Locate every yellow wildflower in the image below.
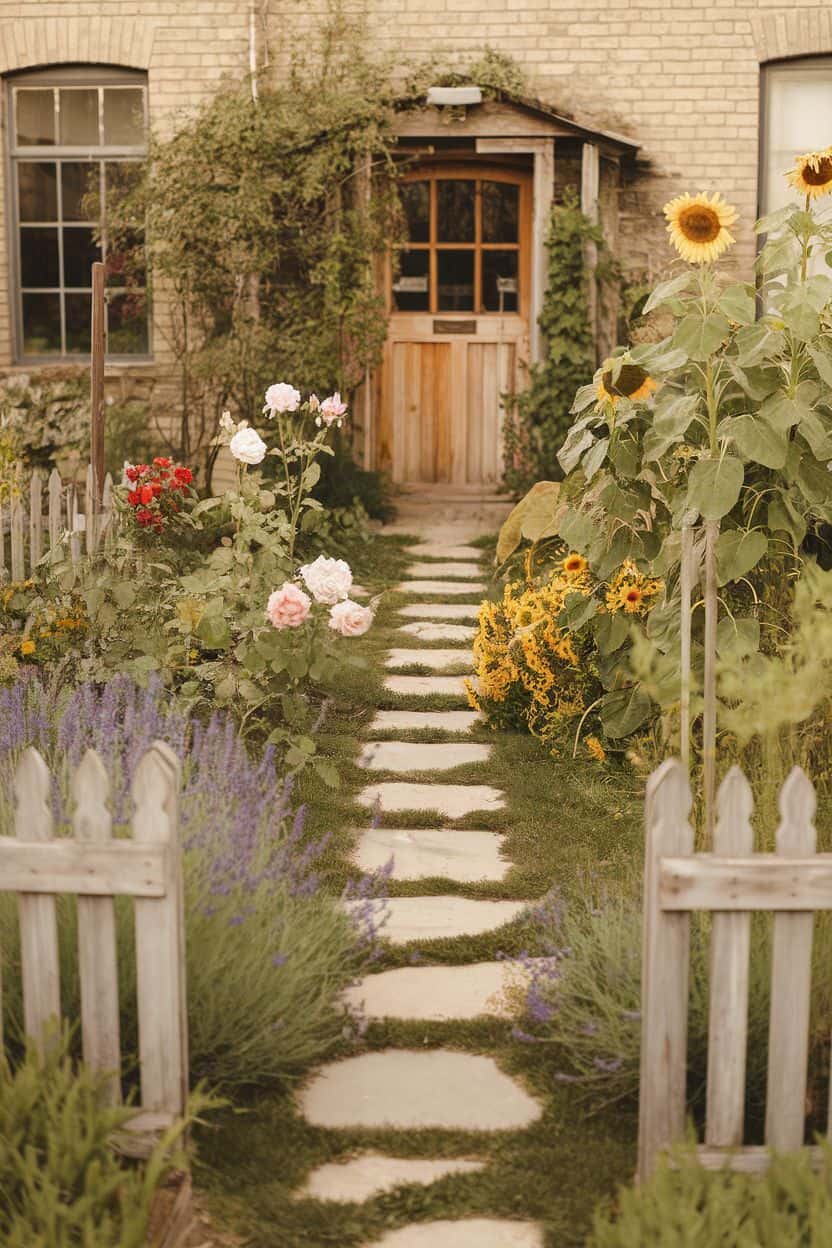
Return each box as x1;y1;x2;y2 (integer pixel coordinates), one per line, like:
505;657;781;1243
586;735;606;762
19;639;36;656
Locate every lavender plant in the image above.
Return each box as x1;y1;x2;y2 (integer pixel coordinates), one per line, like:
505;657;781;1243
0;674;380;1086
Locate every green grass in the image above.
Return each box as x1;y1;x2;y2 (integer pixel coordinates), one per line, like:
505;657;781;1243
193;531;643;1247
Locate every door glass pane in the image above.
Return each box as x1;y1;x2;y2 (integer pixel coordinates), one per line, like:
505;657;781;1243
482;181;519;243
107;290;149;354
16;90;55;145
65;292;92;353
21;227;59;286
482;251;519;312
59;89;99;145
437;250;474;311
63;226;101;286
62;162;99;221
102;88;145;145
401;181;430;243
393;250;430;312
437;181;475;242
18;163;57;221
22;293;61;353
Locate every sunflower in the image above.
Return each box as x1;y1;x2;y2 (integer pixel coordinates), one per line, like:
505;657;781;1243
621;586;644;613
787;147;832;199
663;191;738;264
597;363;658;404
563;553;588;576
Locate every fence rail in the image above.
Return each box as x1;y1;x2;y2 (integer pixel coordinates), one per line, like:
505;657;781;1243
2;740;188;1157
1;464;114;580
639;758;826;1179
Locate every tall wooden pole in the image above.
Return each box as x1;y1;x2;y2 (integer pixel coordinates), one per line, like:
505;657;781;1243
679;522;695;775
702;518;720;843
90;262;106;509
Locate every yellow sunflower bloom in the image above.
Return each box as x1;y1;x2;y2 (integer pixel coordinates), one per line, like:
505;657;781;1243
663;191;738;264
787;147;832;199
563;553;588;576
597;363;658;404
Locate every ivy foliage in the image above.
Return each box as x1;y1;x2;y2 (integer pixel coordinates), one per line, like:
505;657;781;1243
503;190;604;494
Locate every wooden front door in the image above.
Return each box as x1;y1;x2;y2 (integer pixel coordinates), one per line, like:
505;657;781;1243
379;163;531;486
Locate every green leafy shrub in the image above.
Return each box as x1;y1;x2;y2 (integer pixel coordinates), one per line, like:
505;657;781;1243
590;1139;832;1246
0;369;89;473
311;434;395;521
0;1032;191;1248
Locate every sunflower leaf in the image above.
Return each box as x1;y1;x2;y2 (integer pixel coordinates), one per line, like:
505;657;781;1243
599;684;653;738
685;455;744;520
672;312;731;362
642;272;695;315
755;204;797;235
720;414;788;470
715;529;768;585
558;426;596;475
767;491;807;548
582;436;610;482
719;284;756;325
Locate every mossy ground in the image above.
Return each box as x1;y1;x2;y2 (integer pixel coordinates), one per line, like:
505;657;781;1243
192;530;641;1247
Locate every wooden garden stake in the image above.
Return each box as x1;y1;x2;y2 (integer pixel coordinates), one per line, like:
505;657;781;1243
702;518;719;842
90;262;106;508
679;521;695;774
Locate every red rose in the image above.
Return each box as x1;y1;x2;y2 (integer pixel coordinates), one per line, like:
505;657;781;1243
140;485;154;505
153;457;171;468
174;466;193;484
125;466;139;482
136;508;153;526
151;481;163;497
127;489;140;506
135;464;148;475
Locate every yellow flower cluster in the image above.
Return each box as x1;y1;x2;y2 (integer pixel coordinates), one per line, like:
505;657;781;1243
604;560;663;616
1;579;35;609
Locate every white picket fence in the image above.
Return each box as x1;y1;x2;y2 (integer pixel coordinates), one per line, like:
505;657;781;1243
1;464;114;580
1;740;188;1157
638;758;830;1178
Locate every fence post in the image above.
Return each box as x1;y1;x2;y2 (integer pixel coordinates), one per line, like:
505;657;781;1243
705;766;754;1147
10;496;24;581
90;260;106;508
29;470;43;568
638;758;694;1180
131;741;188;1117
72;750;122;1104
48;469;63;556
15;747;61;1052
767;766;816;1151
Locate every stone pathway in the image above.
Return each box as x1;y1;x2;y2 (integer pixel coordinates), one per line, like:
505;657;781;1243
296;516;545;1245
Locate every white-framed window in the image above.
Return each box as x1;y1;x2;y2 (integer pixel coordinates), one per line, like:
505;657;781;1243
7;65;149;362
760;58;832;218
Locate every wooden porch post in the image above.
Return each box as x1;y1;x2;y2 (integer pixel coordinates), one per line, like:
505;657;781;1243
581;143;600;358
90;262;106;508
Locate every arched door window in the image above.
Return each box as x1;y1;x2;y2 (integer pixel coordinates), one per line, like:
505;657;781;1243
392;166;530;316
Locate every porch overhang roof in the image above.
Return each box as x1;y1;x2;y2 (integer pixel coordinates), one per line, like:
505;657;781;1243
394;89;639;161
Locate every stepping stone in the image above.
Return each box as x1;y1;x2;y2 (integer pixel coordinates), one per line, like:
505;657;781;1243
357;782;504;818
368;1220;544;1247
357;742;491;772
406;562;483;580
344;960;524;1020
300;1050;542;1131
396;580;485;596
344;896;527;944
368;709;481;734
352;827;506;881
409;543;483;559
383;675;470;698
398;602;481;621
385;649;471;672
299;1153;485;1203
400;622;476;643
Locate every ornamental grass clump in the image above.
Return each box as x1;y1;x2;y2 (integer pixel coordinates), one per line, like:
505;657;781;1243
0;675;378;1087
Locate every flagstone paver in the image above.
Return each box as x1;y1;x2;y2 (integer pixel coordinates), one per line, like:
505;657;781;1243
385;648;472;672
344;960;526;1020
300;1050;542;1131
408;543;483;560
383;675;470;698
357;741;492;773
367;709;481;734
344;896;527;943
399;621;476;643
299;1154;486;1203
405;562;484;580
398;602;481;621
351;826;507;881
357;781;504;818
368;1219;544;1247
396;580;486;596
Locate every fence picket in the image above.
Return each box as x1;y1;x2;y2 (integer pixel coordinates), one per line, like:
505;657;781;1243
85;462;96;555
706;767;754;1147
72;750;121;1104
29;470;43;568
638;758;694;1180
67;483;81;565
48;469;63;552
15;747;61;1050
766;766;817;1152
132;742;188;1118
0;500;5;578
10;496;24;581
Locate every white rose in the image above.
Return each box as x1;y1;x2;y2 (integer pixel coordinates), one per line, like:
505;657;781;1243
263;382;301;415
229;426;267;465
329;598;374;637
299;555;353;605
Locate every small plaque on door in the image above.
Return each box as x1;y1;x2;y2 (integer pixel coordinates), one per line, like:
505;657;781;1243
433;319;476;335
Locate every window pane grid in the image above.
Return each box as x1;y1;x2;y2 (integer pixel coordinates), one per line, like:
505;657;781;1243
10;73;148;360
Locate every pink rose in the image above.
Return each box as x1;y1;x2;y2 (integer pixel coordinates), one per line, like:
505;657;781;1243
266;582;311;630
329;598;373;637
319;392;348;427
